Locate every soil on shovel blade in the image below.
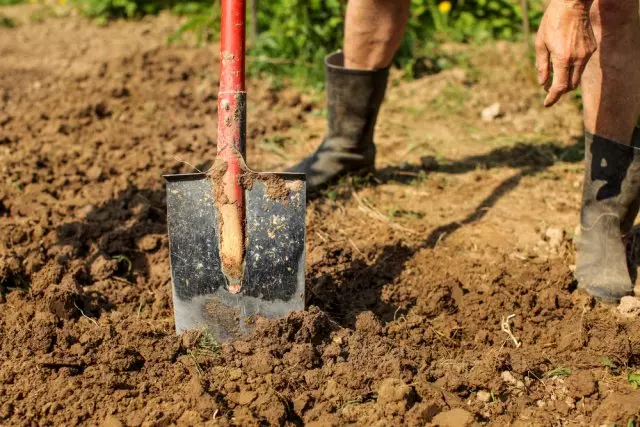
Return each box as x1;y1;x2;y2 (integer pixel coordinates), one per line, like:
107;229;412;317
2;7;640;426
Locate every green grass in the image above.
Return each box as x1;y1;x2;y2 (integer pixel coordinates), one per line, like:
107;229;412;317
628;372;640;390
544;367;572;378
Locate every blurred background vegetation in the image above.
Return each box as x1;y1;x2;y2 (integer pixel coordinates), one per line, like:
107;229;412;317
1;0;546;86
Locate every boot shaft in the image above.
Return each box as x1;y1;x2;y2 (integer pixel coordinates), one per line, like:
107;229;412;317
324;52;389;151
581;129;640;228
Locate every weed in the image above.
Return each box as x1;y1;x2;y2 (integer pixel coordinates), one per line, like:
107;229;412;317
627;372;640;390
601;356;621;375
261;136;291;160
186;349;203;376
197;330;219;354
388;208;425;219
545;367;572;378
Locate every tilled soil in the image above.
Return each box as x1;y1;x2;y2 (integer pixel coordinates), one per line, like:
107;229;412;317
1;7;640;426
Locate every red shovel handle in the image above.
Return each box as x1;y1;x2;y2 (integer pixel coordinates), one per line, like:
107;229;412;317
216;0;247;292
219;0;246;95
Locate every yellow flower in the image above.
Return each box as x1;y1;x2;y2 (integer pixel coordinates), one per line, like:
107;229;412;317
438;1;452;13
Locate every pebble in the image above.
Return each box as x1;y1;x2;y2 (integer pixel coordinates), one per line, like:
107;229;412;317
501;371;517;385
617;296;640;317
476;390;491;403
481;103;502;121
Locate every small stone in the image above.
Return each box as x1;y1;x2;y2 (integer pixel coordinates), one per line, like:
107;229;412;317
481;103;502;121
86;166;103;181
137;235;160;252
617;296;640;317
545;227;564;249
501;371;517;385
476;390;491;403
236;390;257;405
431;408;474;427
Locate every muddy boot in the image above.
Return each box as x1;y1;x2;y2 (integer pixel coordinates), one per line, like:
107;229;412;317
288;52;389;192
576;128;640;302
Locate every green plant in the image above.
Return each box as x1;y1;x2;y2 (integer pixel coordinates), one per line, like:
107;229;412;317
74;0;212;24
197;330;219;353
167;1;219;45
545;367;572;378
72;0;547;85
248;0;345;88
628;372;640;390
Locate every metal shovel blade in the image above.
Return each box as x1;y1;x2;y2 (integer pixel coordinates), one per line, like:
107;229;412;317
164;171;305;340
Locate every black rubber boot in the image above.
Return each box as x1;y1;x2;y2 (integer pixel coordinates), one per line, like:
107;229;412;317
288;51;389;192
576;128;640;302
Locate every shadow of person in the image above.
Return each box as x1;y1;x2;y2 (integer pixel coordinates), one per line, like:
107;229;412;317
308;136;585;327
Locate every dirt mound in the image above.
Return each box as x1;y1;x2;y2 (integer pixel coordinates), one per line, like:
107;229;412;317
1;9;640;426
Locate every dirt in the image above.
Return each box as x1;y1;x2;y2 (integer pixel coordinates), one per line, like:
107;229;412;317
1;5;640;426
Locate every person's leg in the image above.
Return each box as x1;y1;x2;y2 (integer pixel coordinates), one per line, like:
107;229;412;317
581;0;640;143
288;0;411;192
575;0;640;301
344;0;410;70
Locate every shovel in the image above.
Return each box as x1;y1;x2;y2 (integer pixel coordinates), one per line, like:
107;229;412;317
163;0;306;340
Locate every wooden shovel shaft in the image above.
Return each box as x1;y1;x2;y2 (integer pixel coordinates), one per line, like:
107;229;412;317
217;0;246;292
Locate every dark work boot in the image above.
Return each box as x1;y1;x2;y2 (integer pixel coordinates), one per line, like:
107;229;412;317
576;128;640;302
288;51;389;192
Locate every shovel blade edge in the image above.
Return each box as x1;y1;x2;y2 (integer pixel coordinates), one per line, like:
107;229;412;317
164;172;306;341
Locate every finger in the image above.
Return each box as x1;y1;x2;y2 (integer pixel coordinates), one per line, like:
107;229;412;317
535;38;551;86
570;59;587;89
544;59;571;107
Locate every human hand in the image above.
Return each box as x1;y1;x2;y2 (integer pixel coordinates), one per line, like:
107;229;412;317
535;0;597;107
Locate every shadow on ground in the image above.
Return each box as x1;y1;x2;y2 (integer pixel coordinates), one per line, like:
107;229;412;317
308;137;585;326
52;137;585;327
